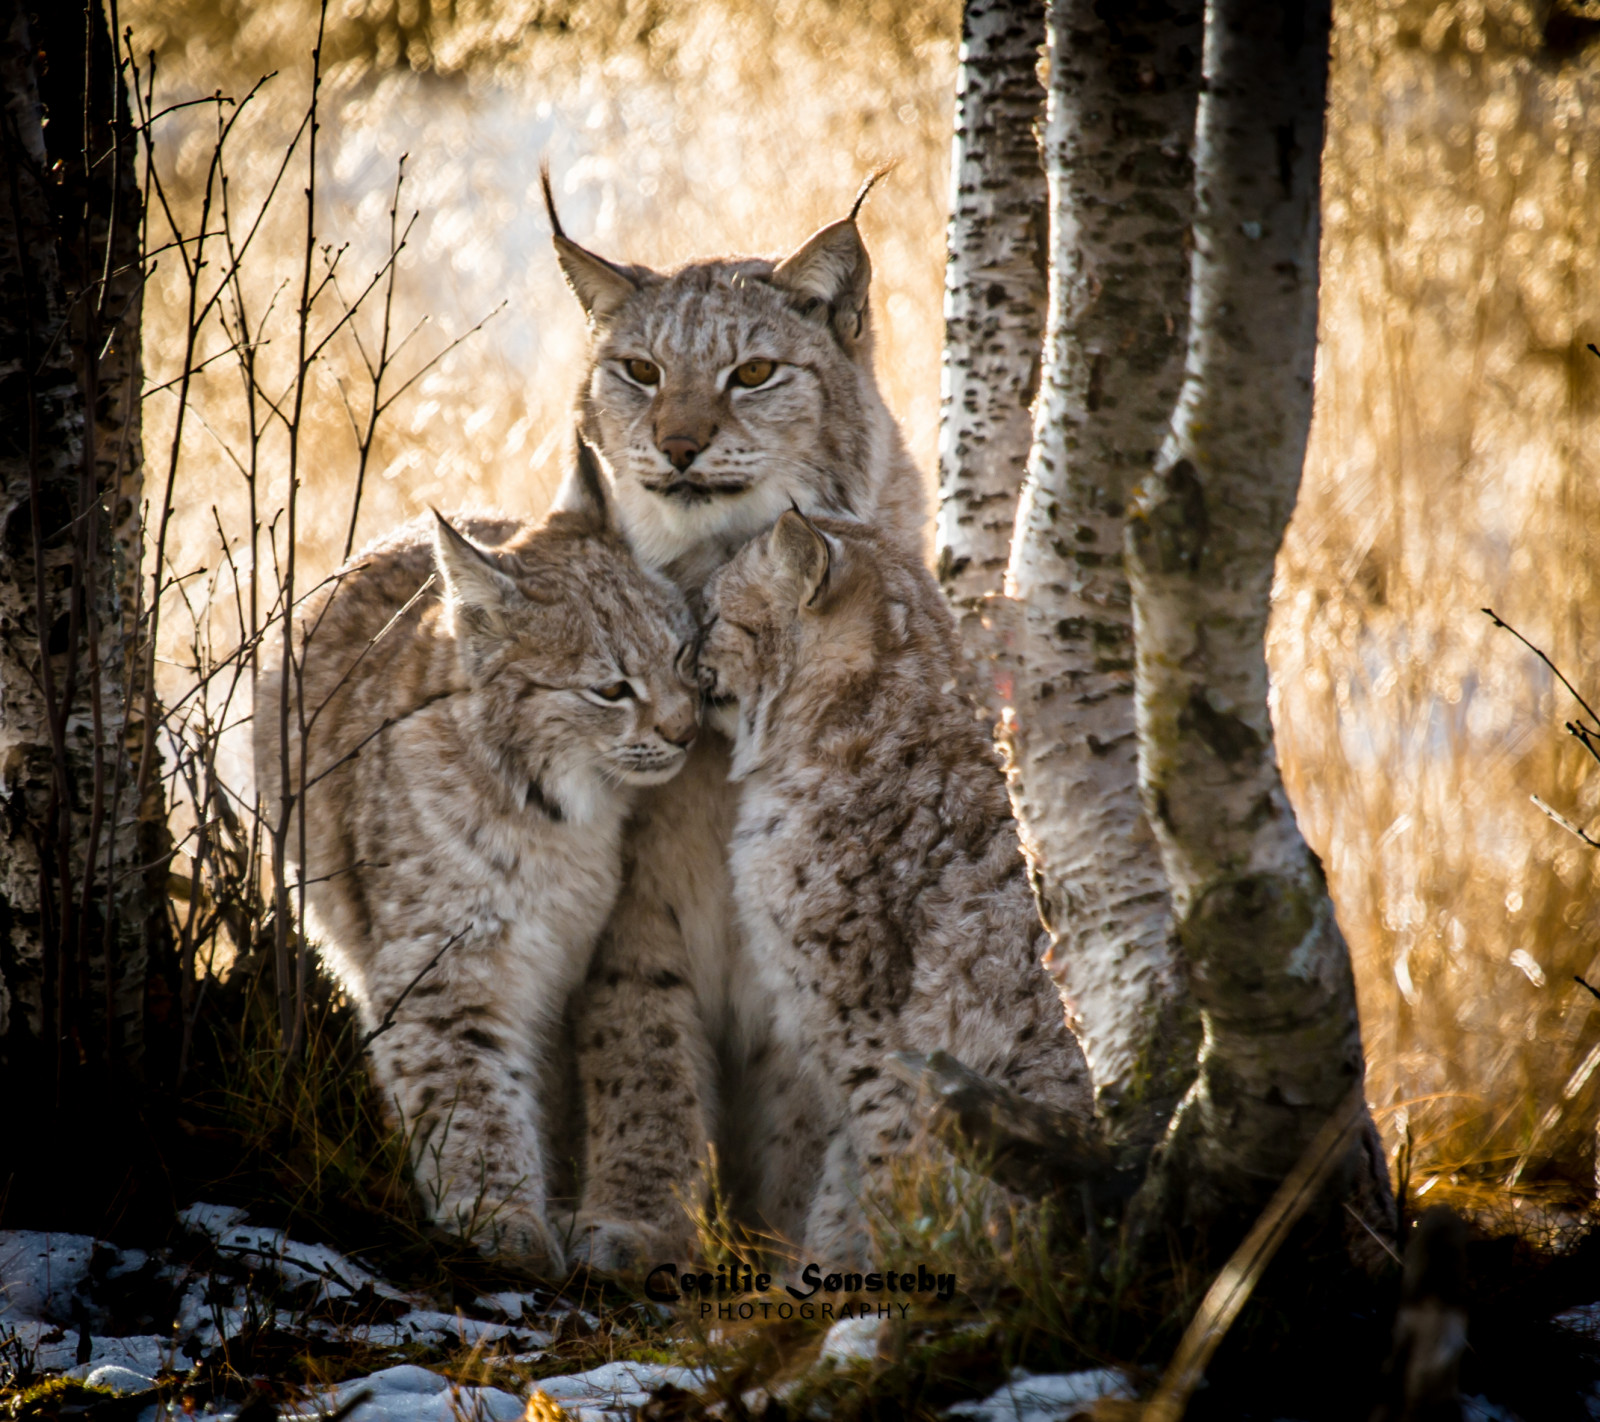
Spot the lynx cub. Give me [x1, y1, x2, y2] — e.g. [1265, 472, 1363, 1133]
[542, 174, 929, 1270]
[253, 447, 697, 1271]
[697, 511, 1094, 1263]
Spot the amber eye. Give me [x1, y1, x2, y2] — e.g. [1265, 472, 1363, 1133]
[624, 358, 661, 386]
[590, 681, 633, 702]
[732, 359, 776, 389]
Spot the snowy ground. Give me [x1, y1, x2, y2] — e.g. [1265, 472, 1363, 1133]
[8, 1207, 1591, 1420]
[0, 1208, 696, 1421]
[0, 1206, 1140, 1421]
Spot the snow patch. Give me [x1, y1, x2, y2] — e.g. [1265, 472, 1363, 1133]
[81, 1364, 157, 1394]
[945, 1368, 1133, 1422]
[67, 1335, 178, 1380]
[286, 1365, 525, 1422]
[530, 1361, 712, 1422]
[0, 1231, 98, 1323]
[818, 1316, 879, 1364]
[1557, 1302, 1600, 1339]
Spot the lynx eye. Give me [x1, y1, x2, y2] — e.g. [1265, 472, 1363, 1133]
[623, 358, 660, 387]
[732, 359, 776, 389]
[589, 681, 634, 702]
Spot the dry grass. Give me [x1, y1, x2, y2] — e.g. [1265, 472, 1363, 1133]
[1272, 1, 1600, 1197]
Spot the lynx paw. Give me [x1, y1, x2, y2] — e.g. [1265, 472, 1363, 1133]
[569, 1216, 677, 1276]
[457, 1201, 567, 1276]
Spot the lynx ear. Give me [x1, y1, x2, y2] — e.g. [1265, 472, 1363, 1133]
[548, 434, 617, 534]
[541, 164, 639, 324]
[432, 511, 522, 636]
[770, 170, 886, 348]
[768, 508, 833, 610]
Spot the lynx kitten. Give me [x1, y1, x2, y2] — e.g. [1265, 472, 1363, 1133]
[697, 511, 1094, 1263]
[542, 173, 929, 1270]
[254, 448, 697, 1271]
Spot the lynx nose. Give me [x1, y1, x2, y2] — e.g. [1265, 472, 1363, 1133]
[659, 436, 702, 471]
[658, 715, 697, 749]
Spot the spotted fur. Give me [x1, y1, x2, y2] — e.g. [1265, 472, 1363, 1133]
[253, 452, 696, 1272]
[540, 179, 929, 1270]
[698, 513, 1094, 1264]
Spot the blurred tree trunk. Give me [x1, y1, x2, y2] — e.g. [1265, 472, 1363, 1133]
[1121, 0, 1390, 1245]
[935, 0, 1049, 723]
[0, 0, 167, 1155]
[995, 0, 1202, 1150]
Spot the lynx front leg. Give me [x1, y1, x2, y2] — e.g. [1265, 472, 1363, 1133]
[572, 908, 716, 1272]
[802, 1131, 870, 1271]
[369, 964, 563, 1272]
[571, 742, 737, 1272]
[722, 1031, 833, 1252]
[800, 1072, 925, 1270]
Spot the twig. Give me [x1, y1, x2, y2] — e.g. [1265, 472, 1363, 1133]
[1530, 794, 1600, 851]
[1141, 1086, 1366, 1422]
[301, 575, 436, 740]
[1482, 607, 1600, 735]
[886, 1049, 1120, 1199]
[357, 930, 468, 1054]
[1343, 1199, 1403, 1267]
[291, 691, 453, 801]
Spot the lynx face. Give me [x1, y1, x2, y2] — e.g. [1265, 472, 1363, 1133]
[698, 510, 937, 779]
[543, 172, 916, 583]
[435, 509, 700, 800]
[587, 267, 868, 563]
[695, 529, 802, 753]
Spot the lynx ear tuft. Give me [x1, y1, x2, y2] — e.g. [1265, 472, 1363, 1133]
[848, 164, 893, 222]
[432, 510, 522, 634]
[768, 508, 832, 609]
[548, 434, 617, 534]
[770, 169, 888, 349]
[541, 162, 639, 325]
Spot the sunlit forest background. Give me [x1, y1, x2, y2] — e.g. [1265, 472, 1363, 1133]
[126, 0, 1600, 1211]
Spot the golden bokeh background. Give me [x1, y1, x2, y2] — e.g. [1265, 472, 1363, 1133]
[129, 0, 1600, 1200]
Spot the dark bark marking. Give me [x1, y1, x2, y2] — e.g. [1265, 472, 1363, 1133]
[1179, 690, 1263, 765]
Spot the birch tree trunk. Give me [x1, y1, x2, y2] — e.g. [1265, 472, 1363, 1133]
[935, 0, 1048, 722]
[998, 0, 1202, 1148]
[1125, 0, 1391, 1244]
[0, 0, 160, 1100]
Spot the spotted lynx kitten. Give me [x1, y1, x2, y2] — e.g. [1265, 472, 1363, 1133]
[540, 173, 929, 1269]
[253, 447, 697, 1272]
[697, 511, 1094, 1264]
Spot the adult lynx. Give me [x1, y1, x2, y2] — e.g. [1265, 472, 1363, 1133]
[697, 511, 1093, 1263]
[254, 448, 696, 1272]
[541, 173, 927, 1268]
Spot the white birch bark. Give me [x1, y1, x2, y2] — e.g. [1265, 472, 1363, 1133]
[999, 0, 1202, 1147]
[935, 0, 1048, 720]
[1126, 0, 1390, 1240]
